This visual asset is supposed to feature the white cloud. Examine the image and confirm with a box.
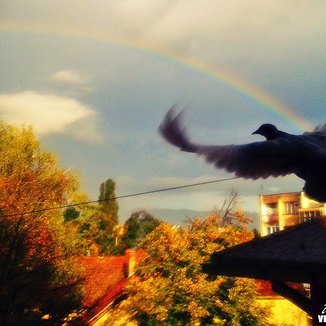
[5,1,326,58]
[50,70,88,85]
[0,91,102,143]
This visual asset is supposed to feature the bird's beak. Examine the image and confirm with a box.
[252,130,259,135]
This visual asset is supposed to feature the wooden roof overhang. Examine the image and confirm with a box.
[202,218,326,320]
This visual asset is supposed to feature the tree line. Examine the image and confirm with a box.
[0,121,269,325]
[0,121,163,324]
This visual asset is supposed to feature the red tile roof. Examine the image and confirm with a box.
[80,256,128,310]
[78,249,147,322]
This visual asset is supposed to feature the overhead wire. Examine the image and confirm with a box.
[2,176,240,218]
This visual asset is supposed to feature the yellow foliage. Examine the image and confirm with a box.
[0,121,83,322]
[106,213,269,325]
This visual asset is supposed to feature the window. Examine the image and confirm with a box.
[262,203,278,224]
[283,201,299,214]
[299,210,321,222]
[266,226,280,234]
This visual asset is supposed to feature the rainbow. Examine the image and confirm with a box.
[1,19,314,132]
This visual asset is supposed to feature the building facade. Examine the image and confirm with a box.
[259,191,326,236]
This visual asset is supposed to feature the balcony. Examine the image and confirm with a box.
[262,213,278,225]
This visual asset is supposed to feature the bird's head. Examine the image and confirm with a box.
[252,124,279,140]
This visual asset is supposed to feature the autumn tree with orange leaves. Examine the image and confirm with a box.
[107,209,270,325]
[0,122,83,324]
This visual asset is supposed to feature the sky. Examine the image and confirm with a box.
[1,1,326,222]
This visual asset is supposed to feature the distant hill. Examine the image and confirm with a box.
[148,208,259,230]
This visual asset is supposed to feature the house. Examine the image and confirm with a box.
[203,218,326,325]
[259,191,326,236]
[78,249,146,325]
[202,192,326,326]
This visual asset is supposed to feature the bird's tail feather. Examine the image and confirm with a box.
[159,107,197,153]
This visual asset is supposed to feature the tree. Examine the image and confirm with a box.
[107,211,269,325]
[98,178,119,228]
[65,191,119,255]
[121,210,161,249]
[0,122,83,323]
[214,189,240,226]
[64,206,80,222]
[72,201,109,255]
[92,178,118,253]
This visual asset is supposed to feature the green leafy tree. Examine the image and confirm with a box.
[73,203,104,255]
[0,122,83,324]
[108,211,269,325]
[99,178,119,228]
[94,179,119,253]
[121,210,161,249]
[65,191,119,255]
[64,206,80,222]
[63,194,105,255]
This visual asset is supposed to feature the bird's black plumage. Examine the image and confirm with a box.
[159,107,326,202]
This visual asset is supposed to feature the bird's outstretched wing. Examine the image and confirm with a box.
[312,123,326,134]
[159,108,314,180]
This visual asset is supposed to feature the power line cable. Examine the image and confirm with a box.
[2,176,239,218]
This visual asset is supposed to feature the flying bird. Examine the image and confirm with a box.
[159,107,326,202]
